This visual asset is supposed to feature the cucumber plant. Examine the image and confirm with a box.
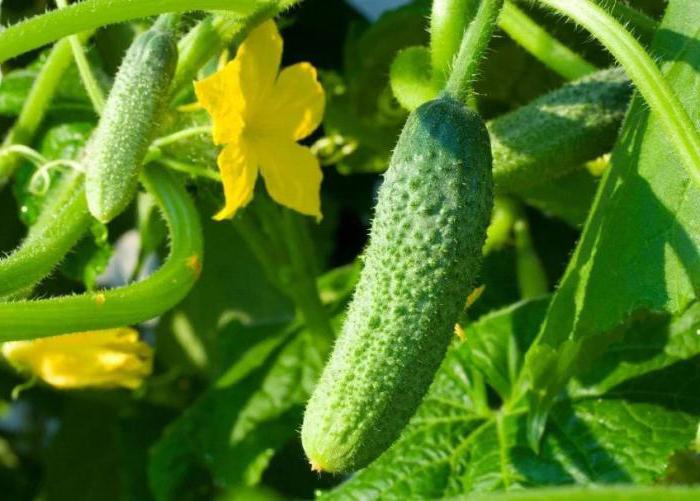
[0,0,697,499]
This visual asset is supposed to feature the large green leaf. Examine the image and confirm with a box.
[323,299,700,499]
[520,0,700,441]
[471,485,700,500]
[149,324,320,501]
[570,302,700,397]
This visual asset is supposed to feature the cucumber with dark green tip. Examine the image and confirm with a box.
[302,95,493,473]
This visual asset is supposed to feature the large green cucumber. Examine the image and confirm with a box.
[85,16,177,223]
[302,96,493,473]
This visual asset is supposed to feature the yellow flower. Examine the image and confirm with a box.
[1,328,153,390]
[194,20,325,220]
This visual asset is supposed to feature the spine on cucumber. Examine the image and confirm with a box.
[85,16,178,223]
[302,96,493,473]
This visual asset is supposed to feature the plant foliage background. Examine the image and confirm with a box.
[0,0,698,500]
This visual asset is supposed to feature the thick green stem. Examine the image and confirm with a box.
[445,0,504,102]
[279,209,334,353]
[430,0,478,83]
[597,0,658,42]
[499,1,597,80]
[247,194,334,351]
[0,165,203,340]
[538,0,700,191]
[0,0,268,64]
[66,35,106,113]
[55,0,106,114]
[0,171,92,299]
[0,37,76,187]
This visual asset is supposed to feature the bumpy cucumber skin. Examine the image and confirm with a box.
[85,27,177,223]
[490,67,631,193]
[302,97,493,473]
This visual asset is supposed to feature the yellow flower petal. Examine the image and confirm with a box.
[194,59,245,144]
[254,138,322,219]
[1,328,153,390]
[237,20,283,111]
[214,140,259,220]
[253,62,325,141]
[194,19,326,220]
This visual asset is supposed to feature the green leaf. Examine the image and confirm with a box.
[149,322,325,500]
[155,206,294,376]
[149,264,358,499]
[571,302,700,397]
[469,485,700,500]
[324,299,700,498]
[13,121,93,224]
[465,298,550,400]
[521,0,700,440]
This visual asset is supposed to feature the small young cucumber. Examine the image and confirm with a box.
[302,96,493,473]
[85,17,178,223]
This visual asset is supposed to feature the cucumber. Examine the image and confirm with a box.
[85,16,178,223]
[490,67,631,192]
[302,96,493,473]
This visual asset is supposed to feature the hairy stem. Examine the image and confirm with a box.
[155,158,221,182]
[0,0,269,64]
[0,165,203,340]
[232,212,288,293]
[249,194,334,352]
[445,0,504,102]
[55,0,106,114]
[597,0,658,42]
[280,209,334,354]
[538,0,700,190]
[499,1,597,80]
[430,0,478,83]
[0,171,91,299]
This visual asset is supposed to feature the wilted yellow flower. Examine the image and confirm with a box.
[194,20,325,220]
[1,328,153,390]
